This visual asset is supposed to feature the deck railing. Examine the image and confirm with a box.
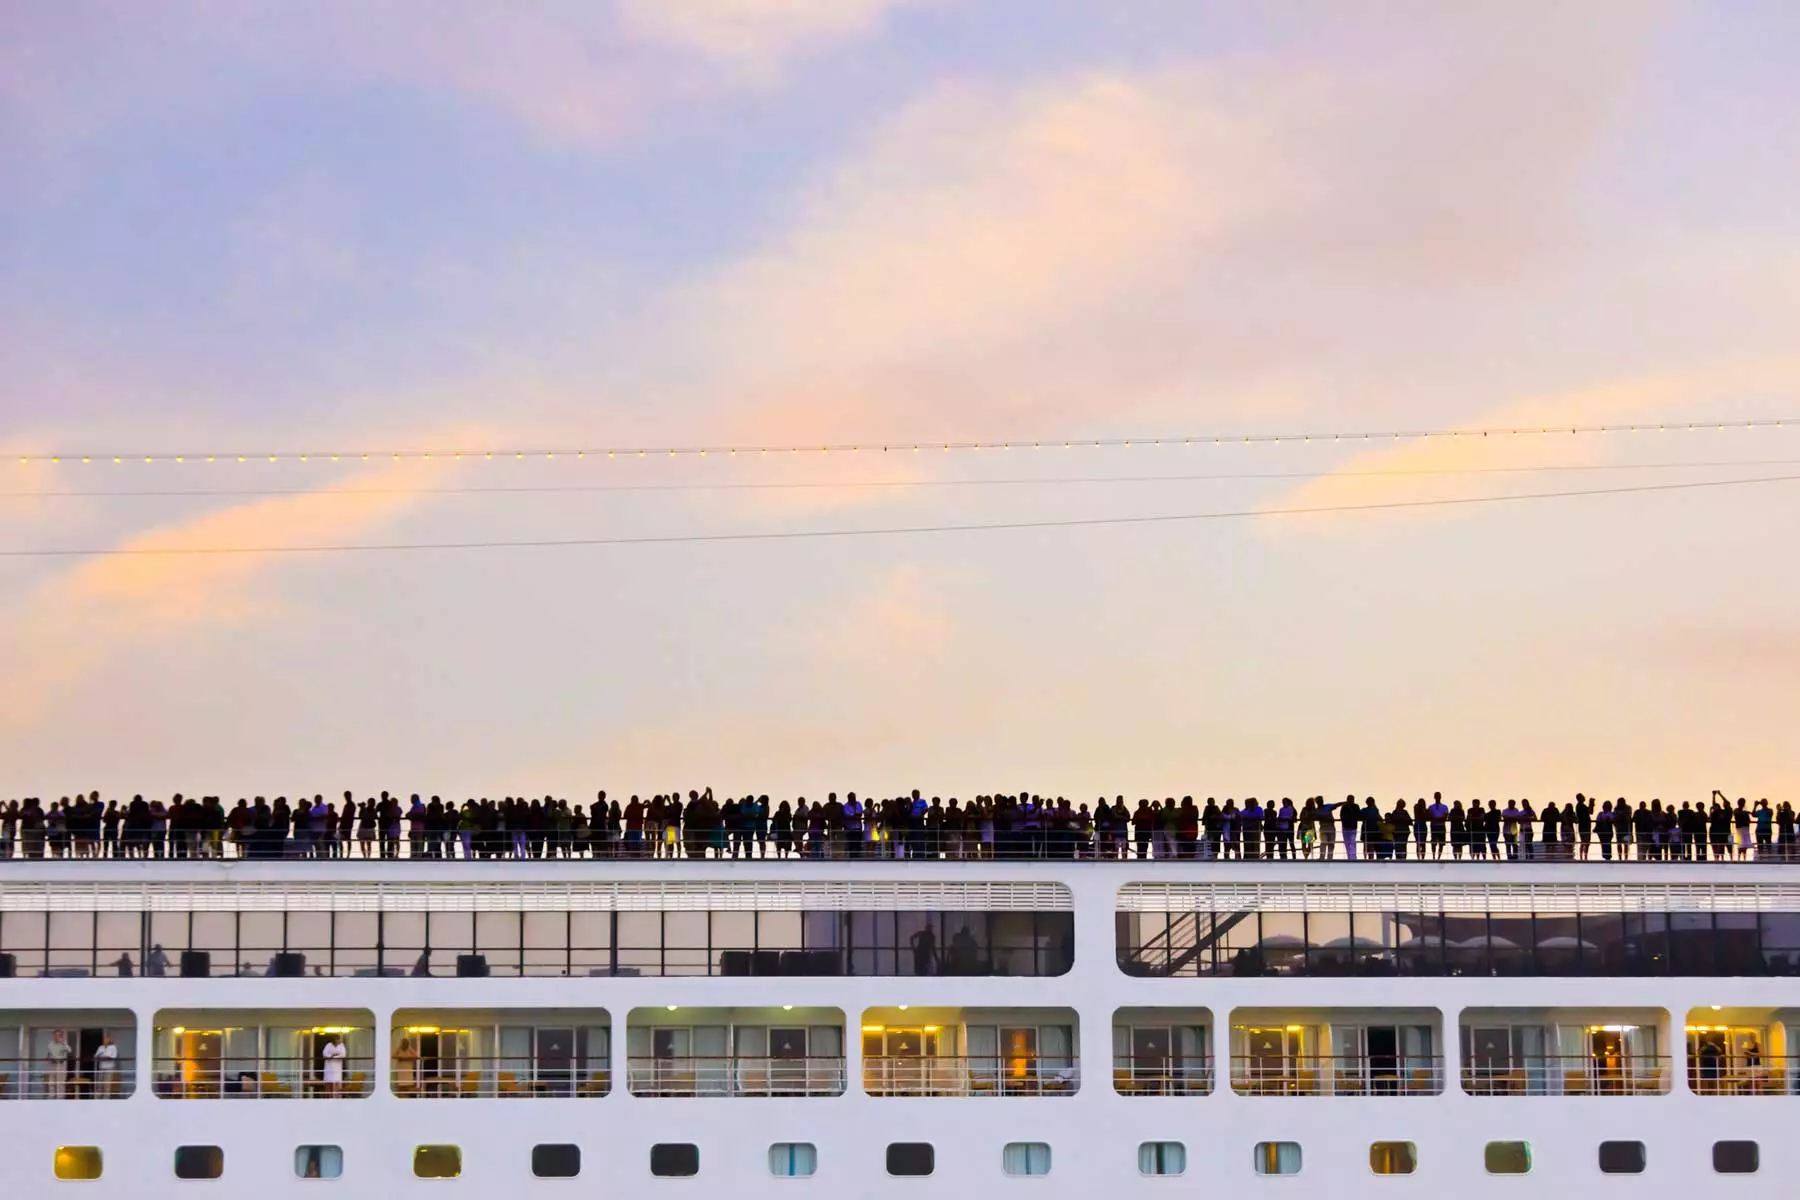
[862,1055,1079,1097]
[0,1058,134,1099]
[1112,1057,1213,1095]
[1230,1055,1444,1096]
[393,1058,612,1098]
[1462,1055,1669,1096]
[150,1056,374,1098]
[625,1055,845,1097]
[1687,1056,1796,1096]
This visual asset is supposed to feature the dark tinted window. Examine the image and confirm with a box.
[174,1146,223,1180]
[651,1144,699,1177]
[533,1144,580,1178]
[1713,1141,1758,1174]
[886,1143,935,1176]
[1598,1141,1645,1174]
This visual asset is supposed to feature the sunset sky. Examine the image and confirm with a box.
[2,1,1797,804]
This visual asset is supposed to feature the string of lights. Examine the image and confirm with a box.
[3,458,1798,500]
[4,471,1794,560]
[5,416,1793,466]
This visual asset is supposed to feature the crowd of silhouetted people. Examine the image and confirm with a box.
[1,790,1793,863]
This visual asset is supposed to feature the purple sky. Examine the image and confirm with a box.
[2,1,1797,803]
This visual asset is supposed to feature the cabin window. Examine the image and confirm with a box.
[1484,1142,1530,1174]
[769,1144,817,1177]
[174,1146,223,1179]
[532,1145,580,1178]
[651,1144,699,1177]
[296,1146,343,1179]
[1003,1143,1051,1176]
[1138,1142,1185,1176]
[54,1147,103,1181]
[1598,1141,1645,1174]
[413,1146,461,1179]
[886,1143,934,1176]
[1254,1142,1302,1175]
[1713,1141,1758,1174]
[1369,1142,1416,1175]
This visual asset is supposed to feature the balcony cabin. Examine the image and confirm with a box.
[1684,1007,1797,1096]
[1113,1007,1212,1096]
[1459,1008,1668,1096]
[1229,1008,1441,1096]
[391,1009,611,1098]
[860,1006,1078,1097]
[151,1010,374,1099]
[0,1010,135,1099]
[626,1007,844,1097]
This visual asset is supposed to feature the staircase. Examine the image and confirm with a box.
[1118,909,1253,977]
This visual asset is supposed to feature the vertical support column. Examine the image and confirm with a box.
[1212,1013,1235,1097]
[372,1006,390,1100]
[1439,1005,1459,1096]
[1069,871,1117,1101]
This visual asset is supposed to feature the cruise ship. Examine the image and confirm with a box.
[1,855,1794,1195]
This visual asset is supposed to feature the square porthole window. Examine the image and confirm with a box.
[54,1147,103,1181]
[296,1146,344,1180]
[1713,1142,1758,1175]
[651,1144,699,1178]
[1254,1143,1302,1175]
[533,1145,580,1178]
[413,1146,461,1179]
[1598,1142,1645,1175]
[1369,1142,1416,1175]
[1138,1142,1185,1176]
[1003,1143,1051,1177]
[1484,1142,1530,1175]
[886,1143,934,1177]
[769,1144,817,1178]
[174,1146,223,1180]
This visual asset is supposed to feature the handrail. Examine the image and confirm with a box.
[862,1055,1079,1097]
[0,1058,135,1099]
[1687,1055,1797,1096]
[1462,1054,1669,1096]
[151,1055,375,1098]
[1112,1057,1214,1096]
[394,1056,612,1098]
[625,1055,845,1098]
[1229,1054,1444,1096]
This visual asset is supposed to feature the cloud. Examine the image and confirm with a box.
[617,0,939,76]
[0,454,456,724]
[660,7,1665,453]
[1264,359,1800,527]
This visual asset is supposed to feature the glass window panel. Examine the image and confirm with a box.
[886,1143,934,1177]
[651,1144,699,1177]
[286,913,331,957]
[1003,1142,1052,1176]
[1369,1142,1416,1175]
[332,914,379,977]
[295,1145,343,1179]
[47,912,95,974]
[758,911,803,953]
[1598,1141,1645,1174]
[769,1143,817,1178]
[1713,1141,1757,1174]
[425,913,473,957]
[55,1147,103,1181]
[413,1146,461,1179]
[569,913,611,976]
[1484,1142,1530,1174]
[384,913,426,952]
[239,913,284,950]
[1137,1142,1184,1176]
[174,1146,223,1180]
[1254,1142,1302,1175]
[532,1144,580,1178]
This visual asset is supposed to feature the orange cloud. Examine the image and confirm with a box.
[0,455,458,725]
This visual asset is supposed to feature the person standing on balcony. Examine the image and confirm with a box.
[94,1034,118,1098]
[320,1034,347,1098]
[45,1030,71,1099]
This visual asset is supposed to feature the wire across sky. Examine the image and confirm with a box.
[4,415,1794,466]
[3,471,1796,560]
